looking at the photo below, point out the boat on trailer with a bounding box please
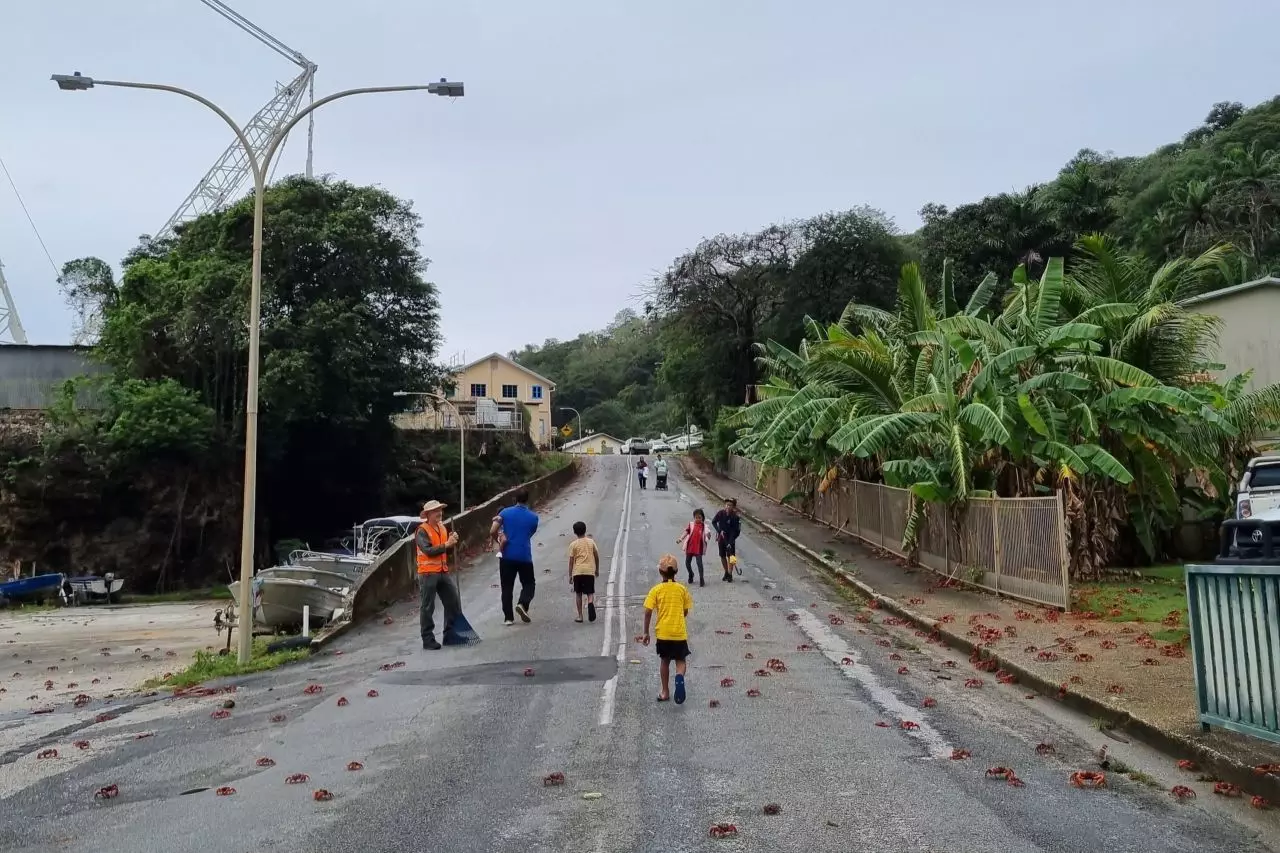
[227,514,419,630]
[0,573,67,606]
[66,573,125,603]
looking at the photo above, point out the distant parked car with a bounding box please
[623,437,651,455]
[651,442,672,453]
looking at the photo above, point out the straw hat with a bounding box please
[421,500,448,514]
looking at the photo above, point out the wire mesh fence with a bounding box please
[726,456,1069,609]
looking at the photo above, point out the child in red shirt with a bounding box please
[676,508,711,587]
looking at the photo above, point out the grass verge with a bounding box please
[1072,564,1189,643]
[536,452,573,474]
[147,637,310,689]
[120,587,233,604]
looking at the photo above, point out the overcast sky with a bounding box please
[4,1,1279,359]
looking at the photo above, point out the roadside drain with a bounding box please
[377,656,617,687]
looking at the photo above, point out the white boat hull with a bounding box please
[228,577,348,631]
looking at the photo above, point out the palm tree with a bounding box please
[1162,179,1217,253]
[1216,141,1280,258]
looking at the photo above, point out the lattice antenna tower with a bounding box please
[0,258,29,345]
[152,0,317,243]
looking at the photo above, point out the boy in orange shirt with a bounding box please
[641,554,694,704]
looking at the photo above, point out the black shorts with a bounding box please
[655,639,690,661]
[717,539,737,559]
[572,574,596,595]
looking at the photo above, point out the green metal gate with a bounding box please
[1187,522,1280,744]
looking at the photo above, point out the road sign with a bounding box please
[561,424,574,437]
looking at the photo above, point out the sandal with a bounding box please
[656,695,670,702]
[574,617,584,623]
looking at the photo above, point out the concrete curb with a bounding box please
[683,467,1280,802]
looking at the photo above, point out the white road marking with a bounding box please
[791,608,954,759]
[598,469,633,725]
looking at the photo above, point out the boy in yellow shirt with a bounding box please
[641,554,694,704]
[567,521,600,623]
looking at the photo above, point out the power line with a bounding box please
[0,152,61,279]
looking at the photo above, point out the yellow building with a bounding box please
[562,433,625,455]
[449,353,557,447]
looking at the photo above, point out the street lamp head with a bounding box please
[427,78,464,97]
[392,390,410,397]
[51,72,95,91]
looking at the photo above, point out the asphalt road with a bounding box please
[1,456,1276,852]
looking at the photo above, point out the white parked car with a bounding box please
[651,442,672,453]
[1233,455,1280,556]
[623,437,651,455]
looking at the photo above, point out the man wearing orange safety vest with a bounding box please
[416,499,461,650]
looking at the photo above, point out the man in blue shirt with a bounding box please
[490,489,540,624]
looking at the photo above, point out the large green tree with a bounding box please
[56,176,446,560]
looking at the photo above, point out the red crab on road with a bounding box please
[1070,771,1106,788]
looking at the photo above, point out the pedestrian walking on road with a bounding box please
[415,500,461,650]
[489,489,540,625]
[567,521,600,623]
[641,554,693,704]
[711,498,741,582]
[677,508,711,586]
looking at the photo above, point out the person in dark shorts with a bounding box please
[711,498,741,581]
[567,521,600,623]
[641,554,694,704]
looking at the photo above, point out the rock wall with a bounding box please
[0,410,48,446]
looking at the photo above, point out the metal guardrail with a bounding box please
[1186,519,1280,745]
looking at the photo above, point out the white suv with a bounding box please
[1233,455,1280,555]
[623,438,651,455]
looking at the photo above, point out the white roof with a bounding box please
[562,432,625,450]
[454,352,556,388]
[1181,276,1280,307]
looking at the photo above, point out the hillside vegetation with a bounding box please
[517,96,1280,571]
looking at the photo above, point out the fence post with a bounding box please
[943,503,950,575]
[852,481,860,541]
[1055,490,1071,610]
[878,485,886,549]
[991,500,1002,595]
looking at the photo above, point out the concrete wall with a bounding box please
[0,345,106,409]
[564,435,623,455]
[346,459,579,624]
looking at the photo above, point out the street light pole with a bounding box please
[395,391,465,514]
[559,406,582,443]
[54,72,464,664]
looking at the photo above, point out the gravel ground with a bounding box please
[0,457,1275,852]
[0,602,223,717]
